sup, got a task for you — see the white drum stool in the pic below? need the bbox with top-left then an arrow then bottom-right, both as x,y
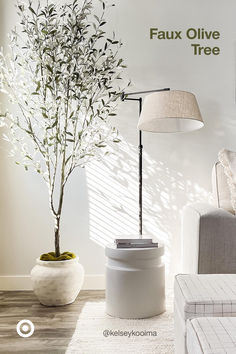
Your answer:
105,244 -> 165,319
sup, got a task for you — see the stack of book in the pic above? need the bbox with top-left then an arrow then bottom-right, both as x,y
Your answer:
115,238 -> 158,248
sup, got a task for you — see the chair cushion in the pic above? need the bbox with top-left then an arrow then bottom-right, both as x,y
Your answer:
174,274 -> 236,321
212,162 -> 234,214
187,317 -> 236,354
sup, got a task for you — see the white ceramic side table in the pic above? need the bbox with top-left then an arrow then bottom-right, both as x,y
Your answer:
105,244 -> 165,319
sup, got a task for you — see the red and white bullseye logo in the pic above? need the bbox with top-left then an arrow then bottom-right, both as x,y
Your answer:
16,319 -> 34,338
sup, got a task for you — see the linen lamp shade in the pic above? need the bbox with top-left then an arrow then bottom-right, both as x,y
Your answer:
137,90 -> 203,133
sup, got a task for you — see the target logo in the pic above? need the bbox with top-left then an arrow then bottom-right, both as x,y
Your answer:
16,319 -> 34,338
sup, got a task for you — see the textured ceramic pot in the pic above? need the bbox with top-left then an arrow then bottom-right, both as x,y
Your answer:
31,257 -> 84,306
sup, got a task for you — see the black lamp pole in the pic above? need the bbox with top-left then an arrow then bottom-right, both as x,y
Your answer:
121,87 -> 170,237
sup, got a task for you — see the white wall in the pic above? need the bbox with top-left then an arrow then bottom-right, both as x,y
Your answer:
0,0 -> 236,289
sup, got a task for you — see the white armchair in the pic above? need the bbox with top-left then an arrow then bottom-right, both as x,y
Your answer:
182,162 -> 236,274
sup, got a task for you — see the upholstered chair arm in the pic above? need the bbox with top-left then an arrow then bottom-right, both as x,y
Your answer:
182,203 -> 236,274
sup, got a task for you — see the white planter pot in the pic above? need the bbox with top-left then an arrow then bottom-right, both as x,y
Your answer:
31,257 -> 84,306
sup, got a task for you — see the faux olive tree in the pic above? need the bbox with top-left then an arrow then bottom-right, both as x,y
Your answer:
0,0 -> 127,258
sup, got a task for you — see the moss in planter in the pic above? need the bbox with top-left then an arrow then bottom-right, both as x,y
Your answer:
40,251 -> 76,261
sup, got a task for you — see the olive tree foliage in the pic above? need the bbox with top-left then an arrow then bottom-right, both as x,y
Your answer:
0,0 -> 127,256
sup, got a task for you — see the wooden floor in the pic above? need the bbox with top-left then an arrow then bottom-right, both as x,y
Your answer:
0,290 -> 105,354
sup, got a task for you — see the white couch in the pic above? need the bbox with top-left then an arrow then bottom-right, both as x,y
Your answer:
174,274 -> 236,354
182,162 -> 236,274
187,317 -> 236,354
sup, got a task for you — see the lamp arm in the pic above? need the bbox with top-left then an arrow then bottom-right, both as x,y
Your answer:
121,87 -> 170,100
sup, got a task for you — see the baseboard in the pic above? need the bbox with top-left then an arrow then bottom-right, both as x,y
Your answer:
0,276 -> 32,291
83,274 -> 105,290
0,274 -> 105,291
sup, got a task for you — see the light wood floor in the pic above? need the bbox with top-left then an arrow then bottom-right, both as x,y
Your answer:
0,290 -> 105,354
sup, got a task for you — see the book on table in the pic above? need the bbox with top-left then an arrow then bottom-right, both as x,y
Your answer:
115,238 -> 158,248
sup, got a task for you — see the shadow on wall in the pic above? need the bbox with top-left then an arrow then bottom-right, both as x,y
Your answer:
0,1 -> 5,37
86,138 -> 212,276
0,0 -> 15,274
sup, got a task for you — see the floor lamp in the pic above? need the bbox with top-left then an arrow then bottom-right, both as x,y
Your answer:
117,89 -> 204,247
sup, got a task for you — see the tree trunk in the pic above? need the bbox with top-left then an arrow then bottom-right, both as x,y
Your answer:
54,216 -> 61,257
54,177 -> 65,258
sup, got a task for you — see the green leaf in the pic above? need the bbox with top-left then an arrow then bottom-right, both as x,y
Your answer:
46,84 -> 53,92
29,6 -> 37,16
66,131 -> 73,136
25,130 -> 33,135
51,121 -> 57,128
46,64 -> 53,73
95,143 -> 106,148
49,7 -> 54,15
36,81 -> 41,92
117,59 -> 123,66
46,121 -> 57,130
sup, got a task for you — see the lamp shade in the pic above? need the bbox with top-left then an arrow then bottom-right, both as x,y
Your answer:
137,90 -> 204,133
